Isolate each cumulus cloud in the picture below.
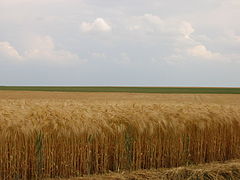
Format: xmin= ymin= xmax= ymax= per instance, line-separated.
xmin=227 ymin=31 xmax=240 ymax=43
xmin=128 ymin=14 xmax=194 ymax=38
xmin=24 ymin=36 xmax=81 ymax=63
xmin=80 ymin=18 xmax=112 ymax=33
xmin=162 ymin=44 xmax=231 ymax=64
xmin=0 ymin=42 xmax=23 ymax=61
xmin=179 ymin=21 xmax=195 ymax=39
xmin=187 ymin=45 xmax=222 ymax=60
xmin=127 ymin=13 xmax=240 ymax=65
xmin=142 ymin=14 xmax=163 ymax=25
xmin=128 ymin=14 xmax=163 ymax=33
xmin=0 ymin=36 xmax=82 ymax=64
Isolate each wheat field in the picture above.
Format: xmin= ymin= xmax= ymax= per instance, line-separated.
xmin=0 ymin=91 xmax=240 ymax=179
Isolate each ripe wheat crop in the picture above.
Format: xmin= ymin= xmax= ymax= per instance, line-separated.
xmin=0 ymin=99 xmax=240 ymax=179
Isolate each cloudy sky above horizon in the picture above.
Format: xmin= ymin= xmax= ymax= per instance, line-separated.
xmin=1 ymin=0 xmax=240 ymax=86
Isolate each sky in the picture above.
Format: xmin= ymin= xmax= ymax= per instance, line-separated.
xmin=0 ymin=0 xmax=240 ymax=86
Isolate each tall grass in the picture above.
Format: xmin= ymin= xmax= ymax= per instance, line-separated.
xmin=0 ymin=100 xmax=240 ymax=179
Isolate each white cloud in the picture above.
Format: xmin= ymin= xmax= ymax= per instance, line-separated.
xmin=0 ymin=42 xmax=23 ymax=61
xmin=0 ymin=36 xmax=83 ymax=64
xmin=179 ymin=21 xmax=195 ymax=39
xmin=187 ymin=45 xmax=222 ymax=60
xmin=80 ymin=18 xmax=112 ymax=33
xmin=128 ymin=14 xmax=194 ymax=39
xmin=162 ymin=44 xmax=233 ymax=64
xmin=227 ymin=31 xmax=240 ymax=43
xmin=164 ymin=54 xmax=185 ymax=65
xmin=24 ymin=36 xmax=81 ymax=63
xmin=128 ymin=13 xmax=240 ymax=64
xmin=142 ymin=14 xmax=163 ymax=25
xmin=128 ymin=14 xmax=163 ymax=33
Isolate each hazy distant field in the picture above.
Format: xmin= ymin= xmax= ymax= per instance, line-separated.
xmin=1 ymin=86 xmax=240 ymax=94
xmin=1 ymin=90 xmax=240 ymax=105
xmin=0 ymin=91 xmax=240 ymax=179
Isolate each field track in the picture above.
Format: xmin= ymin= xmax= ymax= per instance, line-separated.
xmin=54 ymin=160 xmax=240 ymax=180
xmin=1 ymin=86 xmax=240 ymax=94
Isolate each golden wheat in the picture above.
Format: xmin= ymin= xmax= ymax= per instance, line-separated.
xmin=0 ymin=99 xmax=240 ymax=179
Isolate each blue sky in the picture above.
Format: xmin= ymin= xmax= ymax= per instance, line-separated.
xmin=0 ymin=0 xmax=240 ymax=86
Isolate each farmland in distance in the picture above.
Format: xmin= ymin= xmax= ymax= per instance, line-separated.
xmin=1 ymin=86 xmax=240 ymax=94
